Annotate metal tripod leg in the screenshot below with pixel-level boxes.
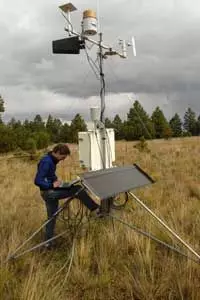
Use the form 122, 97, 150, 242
128, 192, 200, 261
6, 186, 86, 261
99, 197, 113, 214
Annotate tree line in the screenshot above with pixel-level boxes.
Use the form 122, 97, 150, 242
0, 95, 199, 153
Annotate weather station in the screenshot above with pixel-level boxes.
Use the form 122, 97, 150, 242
51, 2, 200, 263
5, 2, 200, 265
53, 2, 136, 172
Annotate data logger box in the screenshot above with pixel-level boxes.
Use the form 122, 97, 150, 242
78, 129, 115, 171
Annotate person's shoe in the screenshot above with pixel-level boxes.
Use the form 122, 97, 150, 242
43, 241, 56, 250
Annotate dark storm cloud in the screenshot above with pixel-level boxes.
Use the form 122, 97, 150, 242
1, 0, 200, 120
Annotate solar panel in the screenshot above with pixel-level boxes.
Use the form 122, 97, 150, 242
80, 164, 155, 200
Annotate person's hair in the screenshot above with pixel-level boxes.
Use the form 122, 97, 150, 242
52, 143, 71, 156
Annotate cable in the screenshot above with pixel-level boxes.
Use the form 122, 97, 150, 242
94, 130, 105, 169
60, 200, 84, 229
105, 128, 113, 166
61, 237, 76, 284
84, 47, 100, 80
85, 44, 100, 73
87, 131, 92, 170
100, 76, 106, 122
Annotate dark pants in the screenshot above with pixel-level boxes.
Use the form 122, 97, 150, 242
41, 184, 99, 241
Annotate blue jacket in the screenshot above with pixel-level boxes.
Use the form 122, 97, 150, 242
34, 153, 58, 190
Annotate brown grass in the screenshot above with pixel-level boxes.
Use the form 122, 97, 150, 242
0, 137, 200, 299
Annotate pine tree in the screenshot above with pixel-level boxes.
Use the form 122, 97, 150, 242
0, 95, 5, 123
46, 115, 62, 142
126, 100, 155, 140
52, 118, 63, 142
105, 117, 113, 128
0, 124, 16, 152
183, 108, 197, 136
60, 122, 71, 142
8, 118, 22, 130
33, 131, 50, 149
169, 113, 182, 137
46, 114, 54, 141
70, 114, 87, 143
113, 114, 123, 140
151, 106, 170, 139
196, 115, 200, 136
32, 114, 45, 132
23, 119, 31, 131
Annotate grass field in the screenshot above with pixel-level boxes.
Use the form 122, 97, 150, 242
0, 138, 200, 300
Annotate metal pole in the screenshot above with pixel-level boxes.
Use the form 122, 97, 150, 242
99, 32, 105, 124
98, 32, 106, 170
67, 10, 72, 36
128, 192, 200, 261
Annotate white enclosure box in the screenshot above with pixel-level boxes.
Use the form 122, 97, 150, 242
78, 129, 115, 171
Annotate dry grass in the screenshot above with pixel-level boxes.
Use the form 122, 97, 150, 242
0, 137, 200, 299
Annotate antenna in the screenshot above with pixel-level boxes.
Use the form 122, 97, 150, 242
96, 0, 101, 33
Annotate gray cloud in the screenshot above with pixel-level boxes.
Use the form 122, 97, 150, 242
1, 0, 200, 121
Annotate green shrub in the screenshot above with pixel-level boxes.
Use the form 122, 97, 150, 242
34, 131, 50, 149
0, 125, 16, 153
24, 138, 37, 153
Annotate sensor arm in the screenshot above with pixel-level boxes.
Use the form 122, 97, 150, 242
64, 27, 127, 58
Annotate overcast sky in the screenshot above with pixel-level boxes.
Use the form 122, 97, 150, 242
1, 0, 200, 122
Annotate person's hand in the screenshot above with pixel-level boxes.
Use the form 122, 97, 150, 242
53, 180, 62, 188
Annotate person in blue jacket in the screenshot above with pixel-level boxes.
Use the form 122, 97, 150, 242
34, 143, 99, 247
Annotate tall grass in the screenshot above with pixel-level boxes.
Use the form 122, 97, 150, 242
0, 138, 200, 299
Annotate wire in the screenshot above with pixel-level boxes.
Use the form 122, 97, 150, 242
100, 76, 106, 121
87, 131, 93, 170
85, 45, 100, 73
97, 49, 106, 122
61, 237, 76, 284
94, 130, 105, 169
84, 47, 100, 80
85, 44, 100, 73
105, 128, 114, 166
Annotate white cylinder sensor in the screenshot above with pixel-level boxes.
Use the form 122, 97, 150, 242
82, 10, 97, 36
